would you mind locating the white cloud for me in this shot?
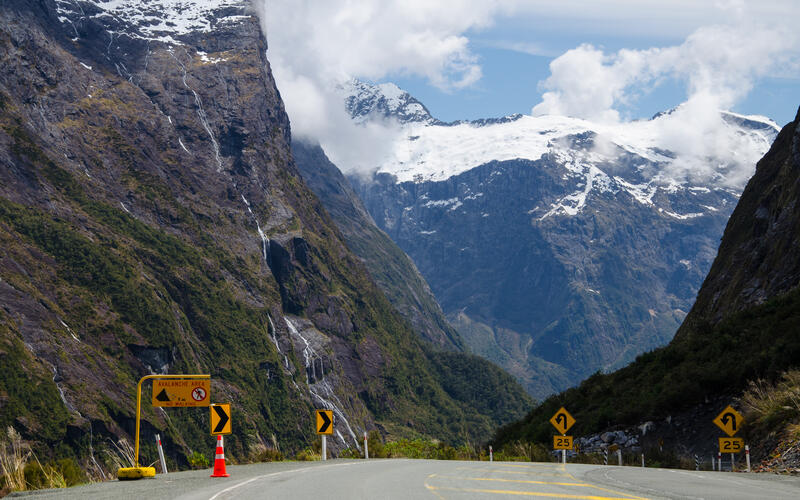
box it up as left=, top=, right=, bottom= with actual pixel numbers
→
left=531, top=20, right=798, bottom=188
left=254, top=0, right=797, bottom=182
left=254, top=0, right=521, bottom=172
left=532, top=23, right=798, bottom=122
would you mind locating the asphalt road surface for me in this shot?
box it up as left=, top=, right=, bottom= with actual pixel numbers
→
left=10, top=459, right=800, bottom=499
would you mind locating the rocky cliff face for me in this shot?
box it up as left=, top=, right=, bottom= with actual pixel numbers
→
left=346, top=80, right=779, bottom=398
left=0, top=0, right=529, bottom=474
left=676, top=107, right=800, bottom=332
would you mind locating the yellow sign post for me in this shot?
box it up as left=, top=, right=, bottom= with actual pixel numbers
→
left=713, top=406, right=744, bottom=437
left=719, top=437, right=744, bottom=453
left=316, top=409, right=334, bottom=462
left=210, top=404, right=232, bottom=435
left=550, top=407, right=575, bottom=465
left=118, top=374, right=210, bottom=480
left=549, top=407, right=575, bottom=435
left=553, top=435, right=573, bottom=450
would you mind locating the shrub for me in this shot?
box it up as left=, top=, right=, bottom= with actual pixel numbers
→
left=367, top=430, right=386, bottom=458
left=338, top=447, right=361, bottom=459
left=254, top=448, right=284, bottom=463
left=188, top=451, right=209, bottom=469
left=23, top=461, right=66, bottom=490
left=294, top=448, right=319, bottom=461
left=0, top=427, right=31, bottom=492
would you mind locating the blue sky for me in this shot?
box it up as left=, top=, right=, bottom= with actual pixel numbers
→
left=389, top=7, right=800, bottom=125
left=394, top=46, right=799, bottom=126
left=262, top=1, right=800, bottom=168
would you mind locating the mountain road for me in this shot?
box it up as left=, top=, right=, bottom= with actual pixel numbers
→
left=10, top=459, right=800, bottom=499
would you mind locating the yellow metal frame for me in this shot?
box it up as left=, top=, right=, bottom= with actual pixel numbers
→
left=125, top=374, right=210, bottom=471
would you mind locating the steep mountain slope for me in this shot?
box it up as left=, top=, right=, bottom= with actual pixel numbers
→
left=291, top=139, right=463, bottom=350
left=492, top=106, right=800, bottom=451
left=291, top=137, right=532, bottom=428
left=345, top=80, right=779, bottom=398
left=0, top=0, right=528, bottom=475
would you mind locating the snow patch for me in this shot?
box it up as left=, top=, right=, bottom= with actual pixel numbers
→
left=423, top=197, right=460, bottom=209
left=55, top=0, right=250, bottom=44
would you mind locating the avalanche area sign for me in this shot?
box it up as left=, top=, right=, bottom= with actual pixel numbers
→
left=152, top=378, right=211, bottom=407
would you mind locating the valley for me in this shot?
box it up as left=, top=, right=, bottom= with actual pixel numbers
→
left=1, top=0, right=799, bottom=495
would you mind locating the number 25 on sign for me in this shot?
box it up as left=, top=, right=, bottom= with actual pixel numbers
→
left=719, top=437, right=743, bottom=453
left=553, top=435, right=573, bottom=450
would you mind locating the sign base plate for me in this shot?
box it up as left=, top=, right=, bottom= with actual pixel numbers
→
left=117, top=467, right=156, bottom=480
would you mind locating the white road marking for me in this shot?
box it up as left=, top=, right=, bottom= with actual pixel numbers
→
left=207, top=462, right=356, bottom=500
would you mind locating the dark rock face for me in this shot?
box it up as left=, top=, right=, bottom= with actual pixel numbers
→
left=353, top=151, right=736, bottom=398
left=676, top=107, right=800, bottom=332
left=0, top=0, right=531, bottom=472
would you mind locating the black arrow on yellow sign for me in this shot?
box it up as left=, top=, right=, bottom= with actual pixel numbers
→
left=549, top=407, right=575, bottom=435
left=713, top=405, right=743, bottom=437
left=721, top=412, right=737, bottom=432
left=316, top=409, right=333, bottom=435
left=210, top=404, right=231, bottom=435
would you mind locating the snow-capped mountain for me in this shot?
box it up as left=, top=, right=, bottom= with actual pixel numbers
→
left=55, top=0, right=248, bottom=44
left=344, top=80, right=780, bottom=397
left=342, top=79, right=437, bottom=125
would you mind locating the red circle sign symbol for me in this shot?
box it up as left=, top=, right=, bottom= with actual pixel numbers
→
left=191, top=387, right=207, bottom=401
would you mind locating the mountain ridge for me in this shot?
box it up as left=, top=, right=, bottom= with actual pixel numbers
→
left=491, top=105, right=800, bottom=460
left=345, top=79, right=779, bottom=397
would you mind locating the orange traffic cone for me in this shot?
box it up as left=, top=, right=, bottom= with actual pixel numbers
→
left=210, top=435, right=230, bottom=477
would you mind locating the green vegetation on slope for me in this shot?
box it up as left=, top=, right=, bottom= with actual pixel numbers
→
left=493, top=278, right=800, bottom=447
left=1, top=82, right=527, bottom=475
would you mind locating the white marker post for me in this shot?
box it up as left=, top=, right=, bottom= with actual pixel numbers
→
left=321, top=435, right=327, bottom=461
left=711, top=456, right=715, bottom=471
left=364, top=431, right=369, bottom=460
left=489, top=445, right=493, bottom=462
left=731, top=453, right=735, bottom=472
left=155, top=434, right=167, bottom=474
left=641, top=453, right=645, bottom=467
left=718, top=451, right=722, bottom=471
left=745, top=445, right=751, bottom=472
left=617, top=449, right=622, bottom=466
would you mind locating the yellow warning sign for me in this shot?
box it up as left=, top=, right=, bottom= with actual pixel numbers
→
left=713, top=406, right=744, bottom=437
left=553, top=435, right=573, bottom=450
left=316, top=409, right=333, bottom=435
left=152, top=378, right=210, bottom=407
left=549, top=407, right=575, bottom=435
left=719, top=437, right=744, bottom=453
left=210, top=404, right=232, bottom=435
